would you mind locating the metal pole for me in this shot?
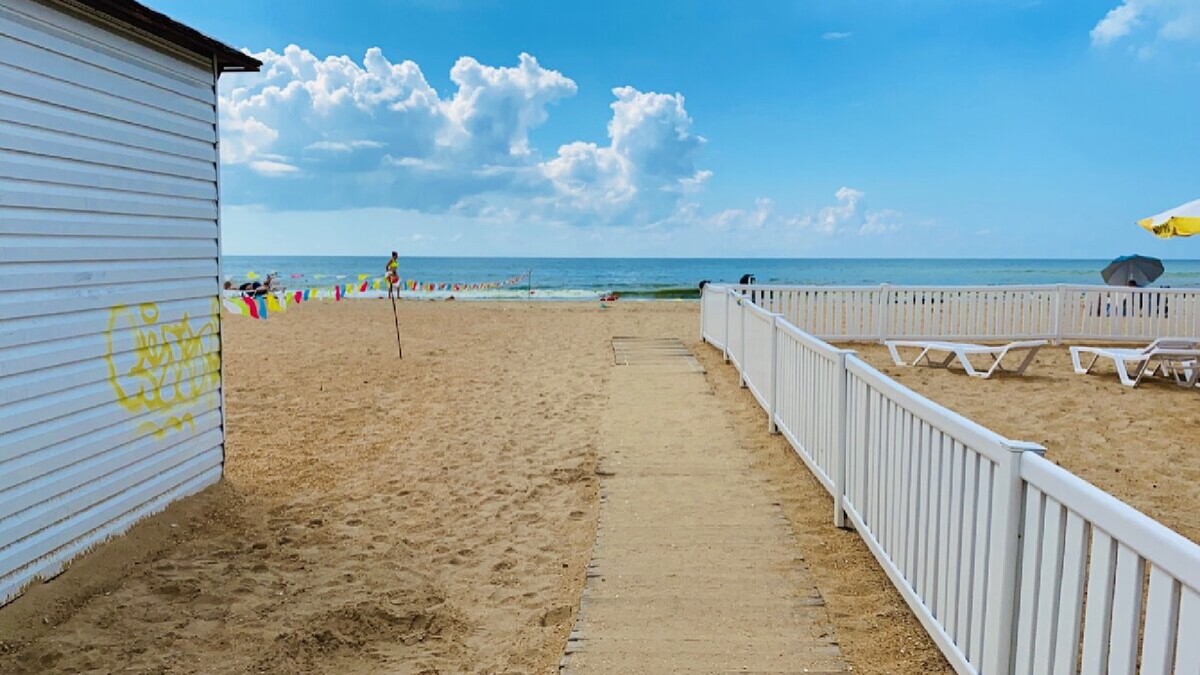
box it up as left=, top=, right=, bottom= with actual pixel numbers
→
left=390, top=295, right=403, bottom=359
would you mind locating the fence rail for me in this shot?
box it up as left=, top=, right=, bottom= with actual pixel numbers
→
left=701, top=284, right=1200, bottom=674
left=722, top=283, right=1200, bottom=343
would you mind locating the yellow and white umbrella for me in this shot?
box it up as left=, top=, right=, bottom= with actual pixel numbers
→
left=1139, top=199, right=1200, bottom=239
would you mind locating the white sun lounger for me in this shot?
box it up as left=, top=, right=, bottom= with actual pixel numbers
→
left=886, top=339, right=1048, bottom=378
left=1069, top=338, right=1200, bottom=387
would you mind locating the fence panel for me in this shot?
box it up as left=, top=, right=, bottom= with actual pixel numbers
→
left=772, top=322, right=848, bottom=498
left=1058, top=285, right=1200, bottom=342
left=841, top=355, right=1032, bottom=673
left=700, top=284, right=728, bottom=348
left=732, top=285, right=882, bottom=340
left=882, top=286, right=1058, bottom=341
left=729, top=283, right=1200, bottom=343
left=740, top=302, right=776, bottom=411
left=1014, top=454, right=1200, bottom=675
left=702, top=292, right=1200, bottom=675
left=725, top=290, right=745, bottom=372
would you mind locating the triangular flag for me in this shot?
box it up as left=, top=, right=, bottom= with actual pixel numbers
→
left=256, top=297, right=268, bottom=318
left=242, top=296, right=259, bottom=319
left=223, top=299, right=245, bottom=315
left=334, top=285, right=342, bottom=301
left=359, top=281, right=368, bottom=293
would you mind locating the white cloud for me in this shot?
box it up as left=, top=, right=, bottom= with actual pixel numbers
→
left=538, top=87, right=708, bottom=224
left=249, top=160, right=300, bottom=175
left=1091, top=0, right=1200, bottom=48
left=1092, top=3, right=1142, bottom=45
left=219, top=46, right=574, bottom=205
left=705, top=188, right=902, bottom=239
left=306, top=140, right=386, bottom=152
left=218, top=45, right=904, bottom=241
left=822, top=31, right=853, bottom=41
left=441, top=53, right=577, bottom=158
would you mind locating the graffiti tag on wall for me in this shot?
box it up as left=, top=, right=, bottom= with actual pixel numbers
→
left=105, top=300, right=221, bottom=438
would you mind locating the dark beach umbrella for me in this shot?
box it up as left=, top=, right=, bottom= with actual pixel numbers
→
left=1101, top=254, right=1164, bottom=287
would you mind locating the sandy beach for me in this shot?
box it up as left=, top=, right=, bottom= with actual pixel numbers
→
left=2, top=301, right=1193, bottom=673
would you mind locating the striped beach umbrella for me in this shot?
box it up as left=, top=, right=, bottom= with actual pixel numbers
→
left=1139, top=199, right=1200, bottom=239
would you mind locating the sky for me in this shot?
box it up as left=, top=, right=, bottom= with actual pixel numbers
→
left=149, top=0, right=1200, bottom=258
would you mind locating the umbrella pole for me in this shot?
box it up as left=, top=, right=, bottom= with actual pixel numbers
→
left=390, top=295, right=403, bottom=359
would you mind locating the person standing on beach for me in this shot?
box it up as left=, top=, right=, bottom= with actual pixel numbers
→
left=385, top=251, right=400, bottom=300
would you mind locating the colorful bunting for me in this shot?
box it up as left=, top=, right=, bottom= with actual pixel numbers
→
left=224, top=270, right=532, bottom=320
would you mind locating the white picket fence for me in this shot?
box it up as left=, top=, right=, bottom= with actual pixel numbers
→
left=734, top=283, right=1200, bottom=343
left=700, top=284, right=1200, bottom=674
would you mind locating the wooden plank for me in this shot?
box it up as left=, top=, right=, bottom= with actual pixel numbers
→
left=1032, top=497, right=1066, bottom=671
left=1079, top=530, right=1117, bottom=675
left=1049, top=512, right=1088, bottom=675
left=1014, top=486, right=1045, bottom=671
left=1105, top=544, right=1144, bottom=674
left=966, top=458, right=993, bottom=665
left=1175, top=587, right=1200, bottom=672
left=1139, top=565, right=1180, bottom=675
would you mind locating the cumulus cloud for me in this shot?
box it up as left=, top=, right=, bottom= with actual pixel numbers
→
left=1091, top=0, right=1200, bottom=48
left=539, top=87, right=708, bottom=224
left=219, top=46, right=575, bottom=210
left=218, top=45, right=904, bottom=238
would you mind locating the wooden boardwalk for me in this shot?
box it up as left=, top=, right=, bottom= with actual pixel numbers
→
left=560, top=341, right=848, bottom=674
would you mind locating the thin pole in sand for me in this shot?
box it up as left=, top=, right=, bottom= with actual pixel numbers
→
left=390, top=295, right=403, bottom=359
left=528, top=268, right=533, bottom=298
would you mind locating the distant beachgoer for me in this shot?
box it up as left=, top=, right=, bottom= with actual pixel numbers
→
left=385, top=251, right=400, bottom=299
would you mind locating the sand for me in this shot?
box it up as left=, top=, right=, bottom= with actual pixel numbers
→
left=2, top=301, right=631, bottom=673
left=844, top=343, right=1200, bottom=544
left=11, top=302, right=1186, bottom=673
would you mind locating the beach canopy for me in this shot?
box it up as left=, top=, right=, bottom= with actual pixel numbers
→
left=1139, top=199, right=1200, bottom=239
left=1101, top=254, right=1163, bottom=287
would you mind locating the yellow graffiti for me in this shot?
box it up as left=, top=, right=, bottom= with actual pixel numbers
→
left=105, top=300, right=221, bottom=438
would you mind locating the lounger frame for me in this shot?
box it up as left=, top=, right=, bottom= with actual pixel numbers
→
left=886, top=340, right=1048, bottom=379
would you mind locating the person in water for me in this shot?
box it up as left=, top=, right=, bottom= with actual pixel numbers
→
left=385, top=251, right=400, bottom=299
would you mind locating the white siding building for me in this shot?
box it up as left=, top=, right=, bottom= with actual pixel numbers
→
left=0, top=0, right=258, bottom=606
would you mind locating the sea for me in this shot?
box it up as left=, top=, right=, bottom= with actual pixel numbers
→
left=224, top=257, right=1200, bottom=300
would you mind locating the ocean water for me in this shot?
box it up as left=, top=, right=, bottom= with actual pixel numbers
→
left=223, top=256, right=1200, bottom=300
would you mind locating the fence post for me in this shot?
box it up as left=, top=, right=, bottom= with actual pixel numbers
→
left=876, top=283, right=891, bottom=343
left=723, top=289, right=731, bottom=363
left=1051, top=284, right=1066, bottom=345
left=700, top=285, right=706, bottom=342
left=738, top=296, right=747, bottom=388
left=981, top=439, right=1045, bottom=675
left=832, top=349, right=850, bottom=529
left=768, top=315, right=780, bottom=434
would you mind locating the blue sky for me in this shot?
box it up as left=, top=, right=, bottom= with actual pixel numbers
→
left=151, top=0, right=1200, bottom=258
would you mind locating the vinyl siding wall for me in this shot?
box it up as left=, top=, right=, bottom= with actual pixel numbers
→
left=0, top=0, right=224, bottom=606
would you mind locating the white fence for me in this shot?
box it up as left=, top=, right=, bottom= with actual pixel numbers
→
left=718, top=283, right=1200, bottom=343
left=700, top=284, right=1200, bottom=674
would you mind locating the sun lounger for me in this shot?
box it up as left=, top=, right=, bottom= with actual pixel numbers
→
left=885, top=339, right=1048, bottom=379
left=1069, top=338, right=1200, bottom=387
left=1152, top=352, right=1200, bottom=388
